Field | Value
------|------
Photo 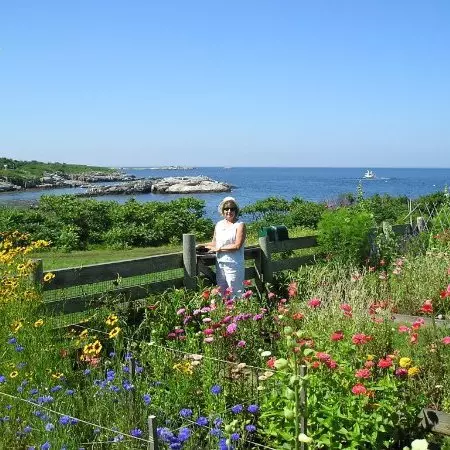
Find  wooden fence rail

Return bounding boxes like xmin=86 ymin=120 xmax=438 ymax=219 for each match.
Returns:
xmin=35 ymin=220 xmax=418 ymax=315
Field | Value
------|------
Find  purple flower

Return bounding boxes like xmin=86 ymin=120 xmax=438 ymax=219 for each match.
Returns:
xmin=45 ymin=422 xmax=55 ymax=432
xmin=59 ymin=415 xmax=70 ymax=426
xmin=210 ymin=385 xmax=222 ymax=395
xmin=83 ymin=369 xmax=91 ymax=376
xmin=8 ymin=337 xmax=17 ymax=344
xmin=71 ymin=418 xmax=79 ymax=425
xmin=143 ymin=394 xmax=151 ymax=405
xmin=179 ymin=408 xmax=192 ymax=418
xmin=247 ymin=404 xmax=259 ymax=414
xmin=196 ymin=416 xmax=208 ymax=426
xmin=106 ymin=369 xmax=115 ymax=382
xmin=130 ymin=428 xmax=143 ymax=437
xmin=0 ymin=375 xmax=6 ymax=383
xmin=231 ymin=404 xmax=243 ymax=414
xmin=245 ymin=424 xmax=256 ymax=433
xmin=23 ymin=425 xmax=32 ymax=433
xmin=30 ymin=388 xmax=39 ymax=395
xmin=226 ymin=323 xmax=237 ymax=334
xmin=41 ymin=442 xmax=51 ymax=450
xmin=65 ymin=389 xmax=75 ymax=395
xmin=178 ymin=427 xmax=191 ymax=442
xmin=37 ymin=396 xmax=53 ymax=404
xmin=230 ymin=432 xmax=240 ymax=441
xmin=213 ymin=417 xmax=223 ymax=427
xmin=15 ymin=345 xmax=24 ymax=352
xmin=122 ymin=380 xmax=134 ymax=391
xmin=50 ymin=385 xmax=62 ymax=393
xmin=135 ymin=365 xmax=143 ymax=374
xmin=237 ymin=340 xmax=246 ymax=348
xmin=210 ymin=427 xmax=223 ymax=437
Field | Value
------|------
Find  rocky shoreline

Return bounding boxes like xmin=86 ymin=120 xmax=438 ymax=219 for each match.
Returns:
xmin=0 ymin=172 xmax=232 ymax=196
xmin=75 ymin=176 xmax=232 ymax=196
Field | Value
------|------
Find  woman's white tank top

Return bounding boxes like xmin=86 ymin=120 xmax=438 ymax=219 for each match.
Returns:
xmin=215 ymin=220 xmax=245 ymax=264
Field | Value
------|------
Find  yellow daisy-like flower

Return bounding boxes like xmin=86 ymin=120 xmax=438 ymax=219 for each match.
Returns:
xmin=79 ymin=329 xmax=89 ymax=339
xmin=399 ymin=357 xmax=412 ymax=368
xmin=366 ymin=354 xmax=374 ymax=361
xmin=173 ymin=360 xmax=194 ymax=375
xmin=108 ymin=327 xmax=121 ymax=339
xmin=34 ymin=319 xmax=44 ymax=327
xmin=408 ymin=366 xmax=420 ymax=377
xmin=92 ymin=340 xmax=102 ymax=354
xmin=105 ymin=314 xmax=118 ymax=327
xmin=9 ymin=371 xmax=19 ymax=378
xmin=83 ymin=343 xmax=95 ymax=356
xmin=51 ymin=372 xmax=64 ymax=380
xmin=43 ymin=272 xmax=56 ymax=282
xmin=11 ymin=320 xmax=23 ymax=333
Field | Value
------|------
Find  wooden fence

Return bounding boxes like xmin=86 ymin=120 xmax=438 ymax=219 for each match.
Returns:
xmin=34 ymin=222 xmax=413 ymax=315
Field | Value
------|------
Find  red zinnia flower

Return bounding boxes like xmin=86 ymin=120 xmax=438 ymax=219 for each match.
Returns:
xmin=355 ymin=368 xmax=371 ymax=379
xmin=377 ymin=357 xmax=393 ymax=369
xmin=331 ymin=330 xmax=344 ymax=341
xmin=419 ymin=300 xmax=433 ymax=314
xmin=352 ymin=333 xmax=372 ymax=345
xmin=316 ymin=352 xmax=331 ymax=362
xmin=352 ymin=383 xmax=367 ymax=395
xmin=410 ymin=332 xmax=419 ymax=344
xmin=308 ymin=298 xmax=321 ymax=308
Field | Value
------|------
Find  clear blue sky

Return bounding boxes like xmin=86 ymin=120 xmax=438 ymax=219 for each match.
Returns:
xmin=1 ymin=0 xmax=449 ymax=167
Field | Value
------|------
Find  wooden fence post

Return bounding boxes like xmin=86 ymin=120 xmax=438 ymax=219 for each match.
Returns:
xmin=147 ymin=415 xmax=159 ymax=450
xmin=259 ymin=235 xmax=273 ymax=285
xmin=183 ymin=234 xmax=197 ymax=290
xmin=417 ymin=216 xmax=426 ymax=232
xmin=31 ymin=259 xmax=43 ymax=287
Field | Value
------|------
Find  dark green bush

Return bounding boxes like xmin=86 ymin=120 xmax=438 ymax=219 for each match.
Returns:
xmin=317 ymin=207 xmax=375 ymax=266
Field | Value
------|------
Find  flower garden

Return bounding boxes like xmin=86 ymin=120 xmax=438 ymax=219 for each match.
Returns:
xmin=2 ymin=230 xmax=450 ymax=450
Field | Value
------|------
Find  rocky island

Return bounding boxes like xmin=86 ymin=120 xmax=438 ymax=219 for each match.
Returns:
xmin=75 ymin=176 xmax=232 ymax=197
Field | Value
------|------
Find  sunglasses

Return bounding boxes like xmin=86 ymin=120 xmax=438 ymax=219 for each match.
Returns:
xmin=223 ymin=207 xmax=236 ymax=212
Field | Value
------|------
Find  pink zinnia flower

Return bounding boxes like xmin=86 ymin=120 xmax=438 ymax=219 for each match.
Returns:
xmin=237 ymin=340 xmax=246 ymax=348
xmin=243 ymin=279 xmax=252 ymax=286
xmin=268 ymin=292 xmax=276 ymax=299
xmin=377 ymin=358 xmax=393 ymax=368
xmin=355 ymin=368 xmax=371 ymax=379
xmin=442 ymin=336 xmax=450 ymax=345
xmin=226 ymin=323 xmax=237 ymax=334
xmin=411 ymin=318 xmax=425 ymax=330
xmin=364 ymin=360 xmax=375 ymax=369
xmin=308 ymin=298 xmax=321 ymax=308
xmin=316 ymin=352 xmax=331 ymax=362
xmin=410 ymin=332 xmax=419 ymax=344
xmin=325 ymin=359 xmax=338 ymax=370
xmin=352 ymin=333 xmax=371 ymax=345
xmin=398 ymin=325 xmax=410 ymax=333
xmin=351 ymin=383 xmax=367 ymax=395
xmin=395 ymin=368 xmax=408 ymax=377
xmin=203 ymin=328 xmax=214 ymax=335
xmin=288 ymin=282 xmax=298 ymax=298
xmin=176 ymin=308 xmax=186 ymax=315
xmin=340 ymin=303 xmax=353 ymax=317
xmin=419 ymin=300 xmax=433 ymax=314
xmin=331 ymin=330 xmax=344 ymax=341
xmin=242 ymin=290 xmax=253 ymax=299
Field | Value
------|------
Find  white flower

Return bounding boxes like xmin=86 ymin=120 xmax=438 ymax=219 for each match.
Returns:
xmin=260 ymin=351 xmax=271 ymax=357
xmin=298 ymin=433 xmax=313 ymax=443
xmin=411 ymin=439 xmax=428 ymax=450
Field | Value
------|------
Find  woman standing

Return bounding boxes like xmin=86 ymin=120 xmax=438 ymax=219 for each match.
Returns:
xmin=202 ymin=197 xmax=246 ymax=297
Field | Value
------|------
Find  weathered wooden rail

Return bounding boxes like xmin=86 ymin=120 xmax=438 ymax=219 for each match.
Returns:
xmin=34 ymin=222 xmax=414 ymax=315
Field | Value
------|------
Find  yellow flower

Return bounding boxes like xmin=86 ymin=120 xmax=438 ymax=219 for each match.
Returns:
xmin=79 ymin=330 xmax=88 ymax=339
xmin=105 ymin=314 xmax=118 ymax=326
xmin=408 ymin=366 xmax=420 ymax=377
xmin=108 ymin=327 xmax=121 ymax=339
xmin=366 ymin=354 xmax=374 ymax=361
xmin=173 ymin=360 xmax=194 ymax=375
xmin=11 ymin=320 xmax=23 ymax=333
xmin=34 ymin=319 xmax=44 ymax=327
xmin=43 ymin=272 xmax=55 ymax=282
xmin=399 ymin=357 xmax=412 ymax=368
xmin=92 ymin=340 xmax=102 ymax=354
xmin=9 ymin=371 xmax=18 ymax=378
xmin=52 ymin=372 xmax=64 ymax=379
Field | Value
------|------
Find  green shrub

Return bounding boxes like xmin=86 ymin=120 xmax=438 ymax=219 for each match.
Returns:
xmin=317 ymin=208 xmax=374 ymax=266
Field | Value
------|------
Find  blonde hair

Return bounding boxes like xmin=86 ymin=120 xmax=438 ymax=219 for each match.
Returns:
xmin=218 ymin=196 xmax=240 ymax=217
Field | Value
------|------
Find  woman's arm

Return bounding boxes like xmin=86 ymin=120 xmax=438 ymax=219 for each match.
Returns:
xmin=217 ymin=223 xmax=246 ymax=252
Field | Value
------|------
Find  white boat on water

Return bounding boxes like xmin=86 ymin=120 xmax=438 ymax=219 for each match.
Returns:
xmin=363 ymin=169 xmax=376 ymax=179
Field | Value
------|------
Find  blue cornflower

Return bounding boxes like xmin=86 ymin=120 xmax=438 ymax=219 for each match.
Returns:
xmin=0 ymin=375 xmax=5 ymax=383
xmin=37 ymin=396 xmax=53 ymax=404
xmin=230 ymin=404 xmax=243 ymax=414
xmin=113 ymin=434 xmax=124 ymax=442
xmin=109 ymin=385 xmax=120 ymax=393
xmin=41 ymin=442 xmax=51 ymax=450
xmin=50 ymin=385 xmax=62 ymax=393
xmin=83 ymin=369 xmax=91 ymax=376
xmin=218 ymin=438 xmax=234 ymax=450
xmin=71 ymin=418 xmax=79 ymax=425
xmin=196 ymin=416 xmax=208 ymax=426
xmin=213 ymin=417 xmax=223 ymax=427
xmin=179 ymin=408 xmax=193 ymax=418
xmin=122 ymin=380 xmax=134 ymax=391
xmin=34 ymin=410 xmax=44 ymax=418
xmin=23 ymin=425 xmax=32 ymax=433
xmin=44 ymin=422 xmax=54 ymax=432
xmin=109 ymin=351 xmax=116 ymax=357
xmin=106 ymin=369 xmax=115 ymax=382
xmin=30 ymin=388 xmax=39 ymax=395
xmin=130 ymin=428 xmax=143 ymax=437
xmin=5 ymin=405 xmax=12 ymax=410
xmin=157 ymin=427 xmax=174 ymax=442
xmin=124 ymin=352 xmax=133 ymax=361
xmin=135 ymin=365 xmax=143 ymax=374
xmin=8 ymin=337 xmax=17 ymax=344
xmin=245 ymin=424 xmax=257 ymax=433
xmin=230 ymin=433 xmax=240 ymax=441
xmin=247 ymin=404 xmax=259 ymax=414
xmin=143 ymin=394 xmax=151 ymax=405
xmin=122 ymin=366 xmax=130 ymax=373
xmin=210 ymin=384 xmax=222 ymax=395
xmin=1 ymin=416 xmax=10 ymax=422
xmin=210 ymin=428 xmax=223 ymax=437
xmin=15 ymin=345 xmax=24 ymax=352
xmin=169 ymin=443 xmax=182 ymax=450
xmin=65 ymin=389 xmax=75 ymax=395
xmin=59 ymin=415 xmax=70 ymax=425
xmin=178 ymin=427 xmax=191 ymax=442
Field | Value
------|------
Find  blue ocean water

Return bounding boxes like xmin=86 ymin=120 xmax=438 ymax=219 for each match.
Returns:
xmin=1 ymin=167 xmax=450 ymax=220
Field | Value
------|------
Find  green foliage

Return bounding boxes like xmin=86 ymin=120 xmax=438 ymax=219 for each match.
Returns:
xmin=317 ymin=208 xmax=375 ymax=266
xmin=285 ymin=197 xmax=327 ymax=229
